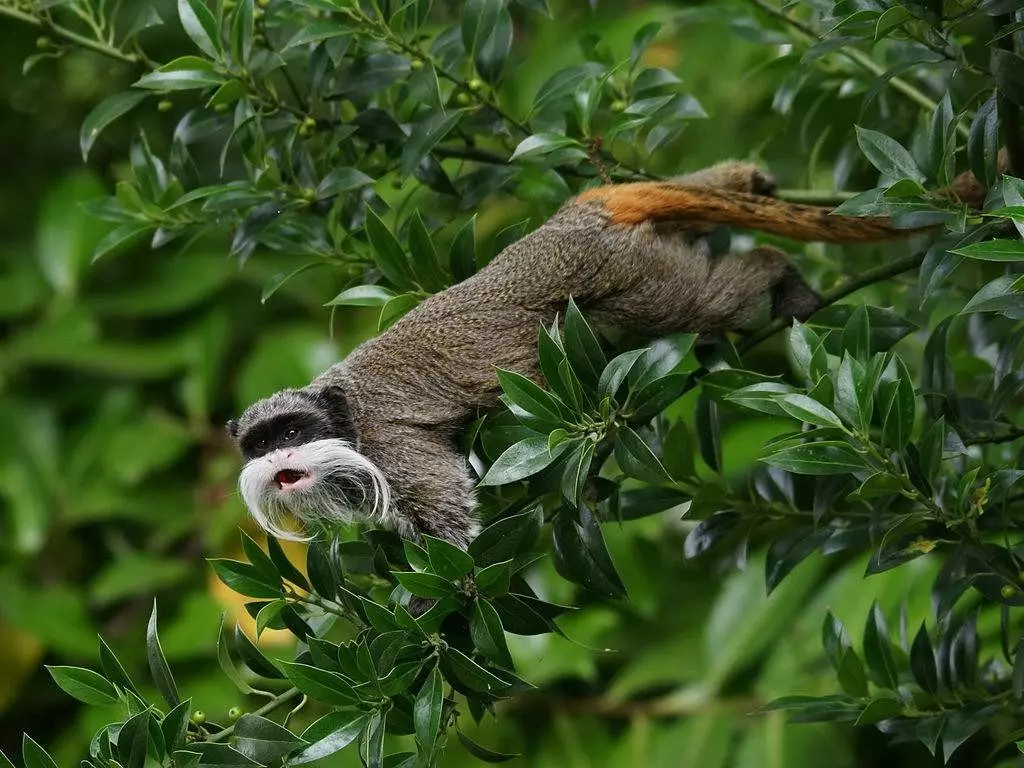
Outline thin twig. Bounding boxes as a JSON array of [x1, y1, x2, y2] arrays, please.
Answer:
[[965, 427, 1024, 446], [0, 3, 139, 64], [205, 687, 303, 743]]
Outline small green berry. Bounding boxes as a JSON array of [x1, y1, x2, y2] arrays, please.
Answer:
[[36, 35, 52, 49], [157, 99, 173, 112], [228, 707, 243, 721], [190, 710, 206, 725], [455, 92, 471, 106], [467, 78, 484, 92], [1002, 584, 1017, 599], [302, 116, 316, 129], [256, 0, 270, 7], [300, 187, 317, 202], [610, 100, 627, 113], [254, 7, 265, 20], [298, 124, 312, 138], [410, 58, 424, 71]]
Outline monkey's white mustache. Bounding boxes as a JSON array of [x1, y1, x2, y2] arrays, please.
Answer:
[[238, 438, 392, 541]]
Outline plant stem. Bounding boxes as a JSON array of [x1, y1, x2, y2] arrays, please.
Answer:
[[965, 427, 1024, 446], [206, 687, 303, 743], [737, 249, 925, 353], [0, 4, 139, 64], [743, 0, 970, 139]]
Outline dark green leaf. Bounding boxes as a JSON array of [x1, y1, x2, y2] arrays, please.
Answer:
[[424, 535, 474, 580], [146, 601, 180, 707], [761, 440, 869, 475], [468, 507, 542, 566], [614, 426, 672, 484], [363, 207, 414, 290], [190, 742, 262, 768], [854, 125, 924, 181], [448, 215, 478, 282], [280, 662, 358, 706], [407, 212, 447, 292], [307, 539, 340, 599], [325, 285, 396, 307], [951, 239, 1024, 262], [776, 394, 843, 429], [563, 297, 605, 389], [80, 91, 149, 161], [401, 111, 463, 178], [178, 0, 221, 57], [912, 622, 939, 694], [230, 0, 254, 65], [962, 275, 1024, 315], [496, 368, 567, 424], [22, 736, 58, 768], [98, 635, 138, 696], [765, 527, 831, 593], [684, 511, 740, 559], [598, 348, 647, 401], [696, 393, 721, 472], [561, 439, 595, 508], [46, 665, 118, 706], [455, 728, 518, 762], [117, 710, 149, 768], [266, 537, 310, 591], [414, 666, 443, 761], [878, 355, 915, 449], [209, 558, 281, 598], [161, 699, 192, 753], [470, 599, 514, 669], [292, 712, 369, 765], [233, 714, 306, 764], [234, 625, 284, 678], [994, 48, 1024, 109], [443, 648, 512, 696], [552, 505, 627, 598], [479, 436, 570, 486], [391, 571, 457, 598], [863, 601, 900, 690], [474, 560, 513, 597], [968, 94, 998, 188]]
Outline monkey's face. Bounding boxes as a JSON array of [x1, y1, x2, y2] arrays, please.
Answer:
[[228, 389, 390, 541]]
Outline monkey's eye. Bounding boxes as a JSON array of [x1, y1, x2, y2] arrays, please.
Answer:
[[256, 439, 267, 451], [285, 428, 300, 441]]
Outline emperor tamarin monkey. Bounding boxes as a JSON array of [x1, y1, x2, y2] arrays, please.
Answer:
[[227, 161, 931, 547]]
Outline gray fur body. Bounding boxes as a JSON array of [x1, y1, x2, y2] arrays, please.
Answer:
[[232, 163, 826, 546]]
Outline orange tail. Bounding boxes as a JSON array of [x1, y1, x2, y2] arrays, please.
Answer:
[[576, 182, 919, 243]]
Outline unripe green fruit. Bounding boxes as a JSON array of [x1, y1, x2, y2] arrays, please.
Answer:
[[36, 36, 52, 49], [190, 710, 206, 725], [610, 100, 627, 113], [214, 103, 229, 113], [468, 78, 484, 92], [257, 0, 270, 7], [228, 707, 243, 721], [455, 92, 471, 106], [410, 58, 424, 71], [300, 187, 317, 202], [157, 99, 173, 112], [1002, 584, 1017, 599]]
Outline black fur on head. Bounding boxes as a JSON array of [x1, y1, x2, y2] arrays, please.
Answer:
[[228, 385, 355, 459]]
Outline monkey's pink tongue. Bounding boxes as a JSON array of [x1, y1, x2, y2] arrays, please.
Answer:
[[275, 469, 306, 488]]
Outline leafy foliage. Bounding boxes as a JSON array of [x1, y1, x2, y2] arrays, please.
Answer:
[[3, 0, 1024, 766]]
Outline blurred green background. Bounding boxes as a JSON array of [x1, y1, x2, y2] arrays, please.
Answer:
[[0, 1, 949, 765]]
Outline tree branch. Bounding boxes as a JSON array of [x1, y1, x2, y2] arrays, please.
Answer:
[[205, 687, 303, 743], [737, 249, 926, 353], [965, 426, 1024, 446], [742, 0, 970, 139], [0, 3, 140, 65]]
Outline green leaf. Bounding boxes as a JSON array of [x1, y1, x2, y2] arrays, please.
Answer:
[[146, 601, 180, 707], [510, 132, 584, 162], [563, 297, 606, 389], [614, 426, 672, 484], [448, 215, 478, 282], [400, 110, 463, 178], [630, 21, 661, 69], [209, 558, 282, 598], [863, 601, 899, 690], [994, 48, 1024, 109], [776, 394, 843, 429], [292, 712, 370, 765], [98, 635, 138, 696], [833, 353, 871, 430], [391, 571, 457, 598], [306, 539, 339, 599], [134, 69, 224, 91], [280, 662, 359, 706], [765, 527, 831, 593], [968, 94, 998, 188], [178, 0, 221, 57], [233, 714, 306, 764], [423, 535, 474, 580], [468, 507, 542, 566], [407, 212, 448, 292], [117, 710, 149, 768], [190, 742, 262, 767], [629, 333, 697, 390], [443, 647, 512, 696], [474, 560, 513, 597], [787, 321, 828, 383], [479, 436, 570, 486], [316, 167, 373, 198], [80, 91, 149, 161], [475, 6, 512, 83], [325, 284, 396, 307], [840, 303, 871, 360], [962, 275, 1024, 315], [267, 536, 310, 591], [598, 348, 647, 401], [761, 441, 870, 475], [878, 355, 915, 450], [46, 665, 118, 706], [561, 439, 595, 508], [552, 505, 627, 598], [162, 699, 192, 753], [234, 626, 283, 678], [455, 728, 518, 763], [696, 393, 722, 472], [471, 599, 514, 669], [951, 239, 1024, 261], [911, 622, 938, 694], [22, 736, 58, 768], [230, 0, 254, 65], [496, 369, 567, 424], [854, 125, 924, 181], [363, 207, 414, 290], [414, 667, 443, 763]]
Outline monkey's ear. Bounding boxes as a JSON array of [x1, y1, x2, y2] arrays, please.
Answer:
[[316, 385, 355, 439], [226, 419, 239, 440]]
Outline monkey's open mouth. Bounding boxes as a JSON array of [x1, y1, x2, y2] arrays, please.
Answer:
[[275, 469, 308, 489]]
